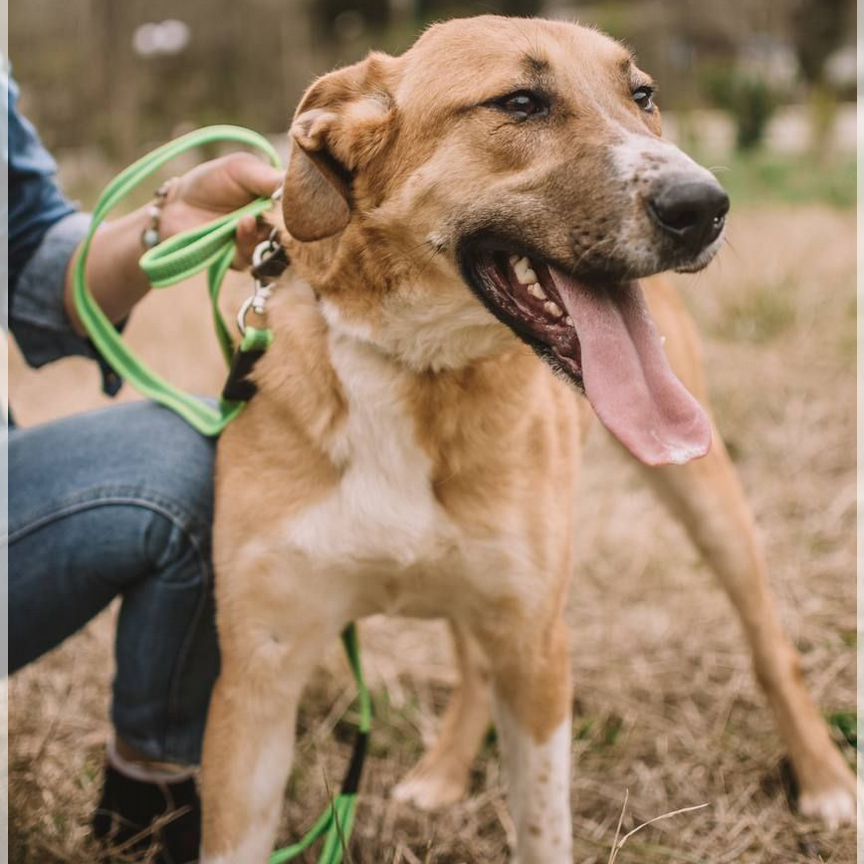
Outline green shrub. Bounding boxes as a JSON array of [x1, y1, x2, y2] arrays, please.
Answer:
[[703, 66, 780, 151]]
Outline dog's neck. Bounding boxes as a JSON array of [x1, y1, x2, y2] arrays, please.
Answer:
[[286, 233, 517, 375], [257, 266, 543, 482], [319, 290, 516, 374]]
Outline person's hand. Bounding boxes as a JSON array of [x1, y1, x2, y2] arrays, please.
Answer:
[[160, 153, 285, 267], [65, 152, 285, 333]]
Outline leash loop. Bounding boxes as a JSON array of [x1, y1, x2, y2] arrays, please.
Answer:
[[72, 125, 283, 436]]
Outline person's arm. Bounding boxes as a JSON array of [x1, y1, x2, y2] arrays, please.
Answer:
[[63, 153, 283, 334], [7, 72, 104, 379], [7, 75, 283, 382], [6, 75, 78, 296]]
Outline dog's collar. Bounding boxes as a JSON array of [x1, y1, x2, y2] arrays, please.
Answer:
[[250, 240, 290, 282]]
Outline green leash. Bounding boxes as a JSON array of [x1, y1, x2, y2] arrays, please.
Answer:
[[72, 125, 371, 864], [72, 124, 279, 434]]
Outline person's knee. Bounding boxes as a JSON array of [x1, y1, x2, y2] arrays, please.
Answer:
[[102, 404, 216, 574], [114, 402, 217, 513], [10, 401, 217, 535], [112, 403, 216, 531]]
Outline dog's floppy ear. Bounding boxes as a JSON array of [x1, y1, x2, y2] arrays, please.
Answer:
[[283, 53, 396, 242]]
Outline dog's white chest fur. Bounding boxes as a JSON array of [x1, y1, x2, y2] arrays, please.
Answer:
[[280, 330, 456, 570]]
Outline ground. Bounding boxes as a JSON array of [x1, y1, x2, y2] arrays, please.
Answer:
[[8, 204, 856, 863]]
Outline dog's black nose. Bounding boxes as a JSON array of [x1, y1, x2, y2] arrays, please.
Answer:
[[649, 177, 729, 252]]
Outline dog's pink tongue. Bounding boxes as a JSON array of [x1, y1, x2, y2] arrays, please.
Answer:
[[548, 269, 711, 466]]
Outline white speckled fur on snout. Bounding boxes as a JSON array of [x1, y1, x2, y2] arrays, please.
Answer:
[[611, 133, 724, 272], [612, 133, 716, 188]]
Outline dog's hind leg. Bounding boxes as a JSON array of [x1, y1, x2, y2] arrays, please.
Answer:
[[638, 431, 857, 827], [635, 279, 857, 827], [393, 620, 492, 809]]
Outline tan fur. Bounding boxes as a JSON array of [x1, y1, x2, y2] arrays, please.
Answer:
[[200, 16, 856, 863]]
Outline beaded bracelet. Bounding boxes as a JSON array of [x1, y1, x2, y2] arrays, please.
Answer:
[[141, 177, 179, 249]]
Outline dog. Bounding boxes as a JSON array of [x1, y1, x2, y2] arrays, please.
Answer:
[[199, 16, 856, 863]]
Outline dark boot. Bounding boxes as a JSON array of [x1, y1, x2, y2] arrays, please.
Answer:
[[92, 762, 201, 864]]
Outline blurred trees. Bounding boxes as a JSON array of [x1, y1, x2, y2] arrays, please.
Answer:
[[703, 70, 779, 151], [791, 0, 850, 85], [790, 0, 853, 156], [10, 0, 317, 158], [8, 0, 855, 161], [415, 0, 540, 14], [577, 0, 853, 154], [93, 0, 140, 158]]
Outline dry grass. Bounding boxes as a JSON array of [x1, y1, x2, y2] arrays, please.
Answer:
[[8, 205, 856, 863]]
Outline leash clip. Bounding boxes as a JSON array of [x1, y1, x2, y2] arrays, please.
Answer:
[[237, 230, 283, 336], [237, 287, 273, 338]]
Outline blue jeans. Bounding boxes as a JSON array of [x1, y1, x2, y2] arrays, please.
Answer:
[[8, 401, 220, 764]]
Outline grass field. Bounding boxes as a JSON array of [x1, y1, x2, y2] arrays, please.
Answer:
[[713, 152, 856, 210], [8, 200, 857, 863]]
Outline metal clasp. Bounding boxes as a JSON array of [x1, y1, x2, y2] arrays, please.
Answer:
[[237, 230, 281, 336]]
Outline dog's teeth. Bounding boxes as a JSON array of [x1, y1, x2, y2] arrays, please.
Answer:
[[513, 257, 537, 285], [509, 254, 519, 265], [660, 335, 667, 345], [565, 316, 574, 326], [544, 301, 563, 318], [527, 283, 547, 300]]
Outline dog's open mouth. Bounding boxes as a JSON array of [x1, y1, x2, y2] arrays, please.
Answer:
[[463, 249, 712, 466]]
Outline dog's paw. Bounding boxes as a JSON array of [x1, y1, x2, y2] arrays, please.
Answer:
[[392, 756, 468, 811], [796, 754, 859, 829], [798, 784, 859, 829]]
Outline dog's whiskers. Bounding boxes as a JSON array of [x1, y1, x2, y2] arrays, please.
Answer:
[[570, 233, 619, 272], [407, 239, 445, 281]]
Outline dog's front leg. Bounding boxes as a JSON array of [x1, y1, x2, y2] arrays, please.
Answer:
[[476, 613, 573, 864], [199, 669, 296, 864], [199, 588, 343, 864], [199, 638, 325, 864]]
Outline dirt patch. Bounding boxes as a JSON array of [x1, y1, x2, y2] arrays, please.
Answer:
[[9, 205, 856, 863]]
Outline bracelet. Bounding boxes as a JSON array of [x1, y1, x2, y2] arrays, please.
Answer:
[[141, 177, 179, 250]]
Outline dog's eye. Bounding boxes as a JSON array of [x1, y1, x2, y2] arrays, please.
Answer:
[[493, 91, 549, 120], [632, 85, 656, 112]]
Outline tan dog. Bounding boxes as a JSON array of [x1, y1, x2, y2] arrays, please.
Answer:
[[199, 16, 856, 863]]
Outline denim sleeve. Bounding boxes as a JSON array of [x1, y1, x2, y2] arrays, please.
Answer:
[[6, 74, 122, 395], [7, 74, 77, 294]]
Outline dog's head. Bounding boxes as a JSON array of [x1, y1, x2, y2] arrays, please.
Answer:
[[281, 15, 728, 466]]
